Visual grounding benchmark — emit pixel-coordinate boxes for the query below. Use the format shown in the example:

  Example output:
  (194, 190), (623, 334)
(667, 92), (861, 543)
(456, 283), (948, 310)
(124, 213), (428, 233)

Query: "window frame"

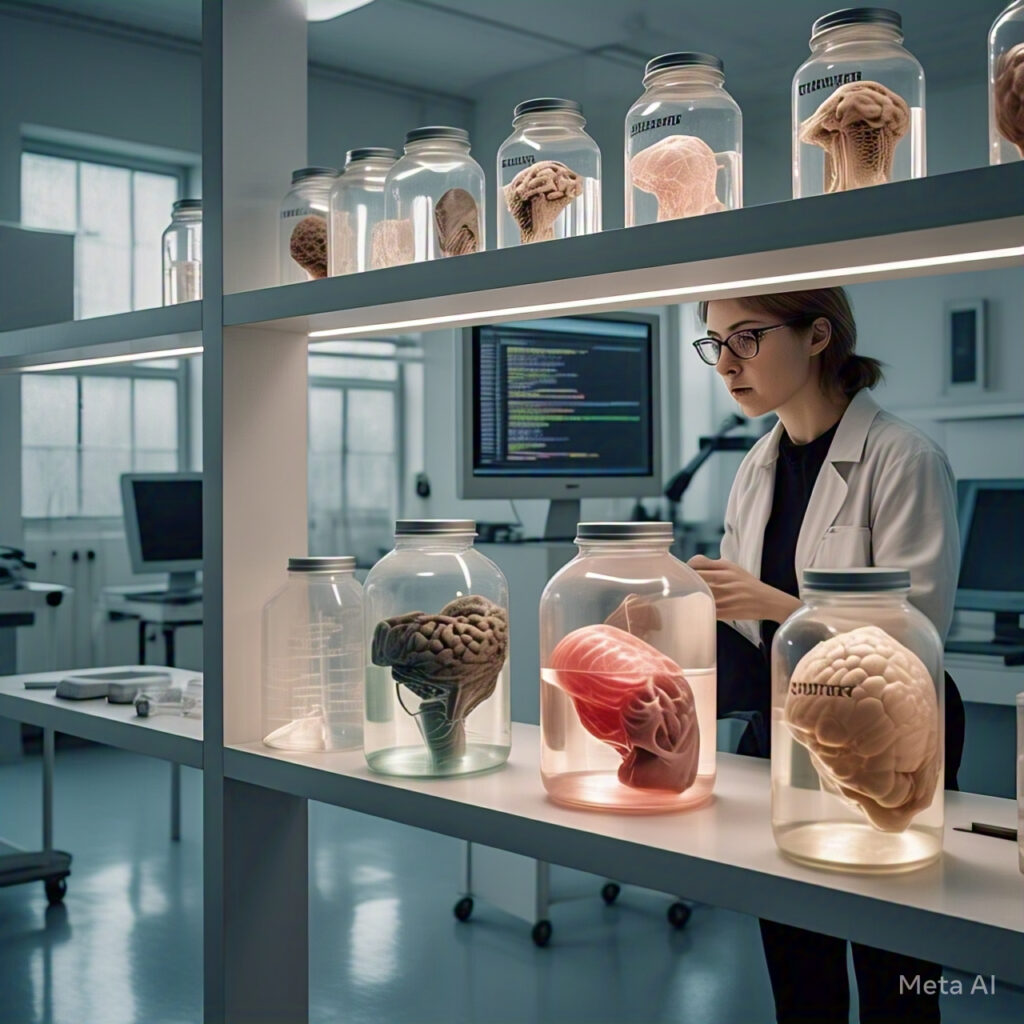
(20, 141), (189, 316)
(22, 359), (191, 522)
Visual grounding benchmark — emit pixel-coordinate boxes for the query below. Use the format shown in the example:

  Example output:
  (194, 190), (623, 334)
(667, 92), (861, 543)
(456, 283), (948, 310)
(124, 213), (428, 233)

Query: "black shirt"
(758, 421), (840, 654)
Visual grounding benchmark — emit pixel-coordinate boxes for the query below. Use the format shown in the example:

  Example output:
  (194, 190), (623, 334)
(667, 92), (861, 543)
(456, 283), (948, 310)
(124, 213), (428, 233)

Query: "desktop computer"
(947, 478), (1024, 664)
(120, 473), (203, 599)
(458, 313), (661, 539)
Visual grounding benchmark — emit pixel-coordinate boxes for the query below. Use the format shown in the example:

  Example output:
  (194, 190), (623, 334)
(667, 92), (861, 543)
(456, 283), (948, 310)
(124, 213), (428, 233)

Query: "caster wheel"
(531, 920), (553, 947)
(453, 896), (474, 922)
(600, 882), (621, 905)
(667, 901), (691, 930)
(45, 878), (67, 906)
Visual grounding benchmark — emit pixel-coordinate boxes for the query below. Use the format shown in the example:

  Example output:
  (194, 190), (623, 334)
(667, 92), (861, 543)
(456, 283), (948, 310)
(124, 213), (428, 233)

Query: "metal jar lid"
(645, 52), (724, 78)
(395, 519), (477, 536)
(346, 147), (398, 165)
(811, 8), (902, 40)
(287, 556), (356, 573)
(290, 166), (340, 183)
(172, 198), (202, 212)
(802, 567), (910, 592)
(404, 126), (470, 146)
(576, 522), (674, 542)
(513, 97), (583, 119)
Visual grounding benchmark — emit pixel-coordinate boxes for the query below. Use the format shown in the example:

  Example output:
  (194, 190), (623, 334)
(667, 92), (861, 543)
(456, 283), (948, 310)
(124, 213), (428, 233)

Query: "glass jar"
(261, 557), (364, 752)
(539, 522), (716, 812)
(328, 148), (397, 276)
(989, 1), (1024, 164)
(1017, 692), (1024, 873)
(381, 127), (486, 265)
(363, 520), (510, 777)
(496, 98), (601, 247)
(772, 568), (944, 873)
(279, 166), (338, 283)
(161, 199), (202, 305)
(793, 9), (925, 197)
(624, 53), (742, 227)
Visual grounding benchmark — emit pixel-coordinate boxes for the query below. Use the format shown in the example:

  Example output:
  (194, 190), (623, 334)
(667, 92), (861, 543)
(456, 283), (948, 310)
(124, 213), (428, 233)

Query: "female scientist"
(689, 286), (964, 1024)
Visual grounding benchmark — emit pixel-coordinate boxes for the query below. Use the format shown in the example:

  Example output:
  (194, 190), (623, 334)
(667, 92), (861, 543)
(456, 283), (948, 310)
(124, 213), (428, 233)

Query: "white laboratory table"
(226, 722), (1024, 985)
(0, 666), (203, 902)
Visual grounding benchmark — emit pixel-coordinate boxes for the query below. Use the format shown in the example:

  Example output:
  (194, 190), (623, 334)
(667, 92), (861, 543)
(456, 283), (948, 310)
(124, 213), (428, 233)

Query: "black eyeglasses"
(692, 318), (810, 366)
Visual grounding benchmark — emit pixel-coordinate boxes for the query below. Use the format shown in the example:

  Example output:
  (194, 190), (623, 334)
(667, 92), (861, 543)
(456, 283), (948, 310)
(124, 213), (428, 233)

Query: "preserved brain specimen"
(372, 595), (507, 765)
(289, 215), (329, 278)
(434, 188), (480, 256)
(504, 160), (584, 243)
(785, 625), (939, 832)
(629, 135), (725, 221)
(549, 624), (699, 792)
(995, 43), (1024, 157)
(370, 219), (414, 269)
(799, 80), (911, 192)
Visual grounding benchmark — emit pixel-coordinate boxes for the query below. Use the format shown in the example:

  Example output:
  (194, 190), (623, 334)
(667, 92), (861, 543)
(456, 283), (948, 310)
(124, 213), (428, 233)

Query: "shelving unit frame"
(0, 2), (1023, 1021)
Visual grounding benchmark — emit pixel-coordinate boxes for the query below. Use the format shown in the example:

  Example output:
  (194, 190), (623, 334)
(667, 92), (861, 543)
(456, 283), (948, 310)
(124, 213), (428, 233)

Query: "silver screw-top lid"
(404, 126), (470, 146)
(645, 52), (724, 77)
(513, 97), (583, 119)
(811, 8), (902, 40)
(802, 567), (910, 592)
(172, 198), (202, 212)
(395, 519), (477, 536)
(290, 166), (340, 183)
(576, 522), (674, 542)
(287, 556), (356, 572)
(346, 147), (398, 165)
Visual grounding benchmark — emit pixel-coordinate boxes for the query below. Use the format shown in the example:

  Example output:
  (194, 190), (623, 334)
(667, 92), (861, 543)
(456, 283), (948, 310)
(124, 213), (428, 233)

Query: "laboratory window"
(20, 147), (186, 318)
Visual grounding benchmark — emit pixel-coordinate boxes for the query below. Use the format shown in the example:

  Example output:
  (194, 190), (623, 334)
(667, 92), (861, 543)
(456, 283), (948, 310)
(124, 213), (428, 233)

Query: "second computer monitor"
(459, 314), (661, 538)
(121, 472), (203, 593)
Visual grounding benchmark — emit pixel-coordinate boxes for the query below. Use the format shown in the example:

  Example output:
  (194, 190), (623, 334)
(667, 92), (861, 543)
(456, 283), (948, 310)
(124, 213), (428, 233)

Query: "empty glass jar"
(328, 148), (397, 275)
(497, 98), (601, 247)
(279, 167), (338, 283)
(625, 53), (742, 227)
(363, 520), (510, 777)
(381, 127), (486, 266)
(539, 522), (716, 812)
(162, 199), (202, 305)
(793, 8), (926, 197)
(261, 557), (364, 752)
(989, 2), (1024, 164)
(772, 568), (944, 873)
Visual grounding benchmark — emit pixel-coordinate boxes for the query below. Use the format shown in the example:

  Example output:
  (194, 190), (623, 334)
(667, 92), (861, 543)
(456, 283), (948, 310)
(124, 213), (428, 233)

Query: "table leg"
(171, 763), (181, 843)
(163, 627), (176, 669)
(138, 620), (147, 664)
(43, 727), (55, 852)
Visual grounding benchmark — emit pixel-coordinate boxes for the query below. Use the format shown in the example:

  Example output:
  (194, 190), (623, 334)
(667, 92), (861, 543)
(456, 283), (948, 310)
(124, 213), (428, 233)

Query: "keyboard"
(128, 590), (203, 605)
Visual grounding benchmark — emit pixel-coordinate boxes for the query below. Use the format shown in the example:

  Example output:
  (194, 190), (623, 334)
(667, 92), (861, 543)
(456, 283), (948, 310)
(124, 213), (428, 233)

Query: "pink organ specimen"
(799, 80), (910, 192)
(290, 215), (329, 278)
(995, 42), (1024, 157)
(504, 160), (583, 243)
(434, 188), (480, 256)
(549, 624), (699, 792)
(785, 625), (940, 832)
(629, 135), (725, 221)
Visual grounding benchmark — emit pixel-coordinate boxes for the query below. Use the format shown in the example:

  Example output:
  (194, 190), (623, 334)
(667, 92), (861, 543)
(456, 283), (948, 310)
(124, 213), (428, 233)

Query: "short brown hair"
(698, 287), (883, 397)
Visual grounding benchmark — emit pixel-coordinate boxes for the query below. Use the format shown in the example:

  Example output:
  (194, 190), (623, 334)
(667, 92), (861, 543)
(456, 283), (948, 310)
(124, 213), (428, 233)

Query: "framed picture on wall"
(943, 299), (987, 395)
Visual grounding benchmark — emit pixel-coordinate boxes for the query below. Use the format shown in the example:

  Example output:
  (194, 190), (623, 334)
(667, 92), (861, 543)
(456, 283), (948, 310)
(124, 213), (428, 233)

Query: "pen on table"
(952, 822), (1019, 841)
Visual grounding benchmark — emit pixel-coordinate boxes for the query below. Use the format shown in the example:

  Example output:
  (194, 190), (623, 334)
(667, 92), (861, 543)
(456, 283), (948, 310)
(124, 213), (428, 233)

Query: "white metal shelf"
(0, 668), (203, 768)
(0, 301), (201, 372)
(225, 724), (1024, 985)
(223, 164), (1024, 338)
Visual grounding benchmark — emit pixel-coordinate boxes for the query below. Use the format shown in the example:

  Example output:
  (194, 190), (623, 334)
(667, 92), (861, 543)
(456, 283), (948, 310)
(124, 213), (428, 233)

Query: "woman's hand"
(688, 555), (802, 623)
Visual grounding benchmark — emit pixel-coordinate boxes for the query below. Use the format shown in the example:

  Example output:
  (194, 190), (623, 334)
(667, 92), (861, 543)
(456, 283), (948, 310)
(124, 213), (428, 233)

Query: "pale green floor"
(0, 743), (1022, 1024)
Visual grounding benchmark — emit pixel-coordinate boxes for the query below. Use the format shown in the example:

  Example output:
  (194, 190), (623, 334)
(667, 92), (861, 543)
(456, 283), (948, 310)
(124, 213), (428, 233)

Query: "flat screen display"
(471, 316), (654, 479)
(959, 486), (1024, 592)
(131, 478), (203, 563)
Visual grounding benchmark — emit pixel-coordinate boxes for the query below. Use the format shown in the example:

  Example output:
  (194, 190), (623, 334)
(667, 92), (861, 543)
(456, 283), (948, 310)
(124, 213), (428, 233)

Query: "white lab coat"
(719, 388), (960, 645)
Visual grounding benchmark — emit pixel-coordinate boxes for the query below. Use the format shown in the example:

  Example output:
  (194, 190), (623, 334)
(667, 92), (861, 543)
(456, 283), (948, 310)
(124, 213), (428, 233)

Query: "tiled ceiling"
(3, 0), (1005, 98)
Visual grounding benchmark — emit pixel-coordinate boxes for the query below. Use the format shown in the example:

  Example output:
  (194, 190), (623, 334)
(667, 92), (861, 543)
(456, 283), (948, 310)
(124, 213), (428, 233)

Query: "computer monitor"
(120, 472), (203, 593)
(459, 313), (661, 539)
(955, 478), (1024, 643)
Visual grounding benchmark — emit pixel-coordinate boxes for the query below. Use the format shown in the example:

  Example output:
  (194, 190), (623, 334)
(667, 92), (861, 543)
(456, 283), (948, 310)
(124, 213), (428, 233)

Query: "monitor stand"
(167, 570), (199, 595)
(544, 500), (580, 542)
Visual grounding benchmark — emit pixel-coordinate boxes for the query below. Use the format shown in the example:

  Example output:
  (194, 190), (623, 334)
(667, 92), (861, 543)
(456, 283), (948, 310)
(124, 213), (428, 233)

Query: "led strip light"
(19, 346), (203, 373)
